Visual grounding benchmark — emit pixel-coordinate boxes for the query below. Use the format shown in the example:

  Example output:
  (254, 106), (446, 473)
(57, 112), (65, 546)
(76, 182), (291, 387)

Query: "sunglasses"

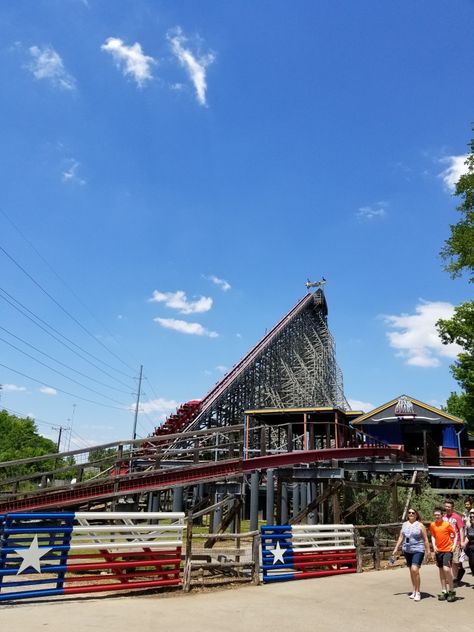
(407, 511), (416, 515)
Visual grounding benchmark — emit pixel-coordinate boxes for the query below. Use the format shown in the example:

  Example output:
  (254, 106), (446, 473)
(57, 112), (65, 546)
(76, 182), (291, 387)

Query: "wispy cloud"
(215, 365), (228, 373)
(347, 399), (374, 413)
(138, 397), (179, 416)
(168, 27), (215, 106)
(438, 154), (469, 192)
(357, 202), (388, 221)
(1, 384), (27, 392)
(204, 275), (231, 292)
(39, 386), (58, 395)
(383, 300), (461, 367)
(62, 159), (86, 185)
(149, 290), (212, 314)
(101, 37), (155, 87)
(154, 317), (218, 338)
(27, 45), (76, 91)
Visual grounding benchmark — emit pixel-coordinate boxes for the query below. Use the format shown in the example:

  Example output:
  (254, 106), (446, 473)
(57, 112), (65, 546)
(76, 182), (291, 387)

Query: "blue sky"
(0, 0), (473, 449)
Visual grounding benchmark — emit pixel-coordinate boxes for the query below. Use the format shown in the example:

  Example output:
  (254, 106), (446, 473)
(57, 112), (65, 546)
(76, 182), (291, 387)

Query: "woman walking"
(462, 507), (474, 575)
(391, 508), (430, 602)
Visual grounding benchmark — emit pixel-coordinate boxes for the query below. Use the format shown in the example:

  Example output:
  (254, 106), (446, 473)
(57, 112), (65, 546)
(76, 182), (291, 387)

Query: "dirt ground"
(1, 564), (473, 632)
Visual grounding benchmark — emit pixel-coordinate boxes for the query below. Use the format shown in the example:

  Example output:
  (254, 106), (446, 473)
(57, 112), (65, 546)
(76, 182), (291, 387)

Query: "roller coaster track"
(0, 446), (400, 513)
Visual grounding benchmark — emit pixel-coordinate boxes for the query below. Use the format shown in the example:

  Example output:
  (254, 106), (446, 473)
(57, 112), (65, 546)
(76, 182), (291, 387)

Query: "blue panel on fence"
(0, 512), (75, 601)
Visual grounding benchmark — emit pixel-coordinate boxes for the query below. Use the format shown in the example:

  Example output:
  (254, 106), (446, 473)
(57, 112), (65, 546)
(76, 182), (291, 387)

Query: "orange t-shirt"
(430, 521), (455, 552)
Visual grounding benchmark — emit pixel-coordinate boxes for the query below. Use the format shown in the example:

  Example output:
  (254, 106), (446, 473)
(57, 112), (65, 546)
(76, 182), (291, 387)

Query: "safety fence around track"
(261, 524), (357, 583)
(0, 512), (371, 602)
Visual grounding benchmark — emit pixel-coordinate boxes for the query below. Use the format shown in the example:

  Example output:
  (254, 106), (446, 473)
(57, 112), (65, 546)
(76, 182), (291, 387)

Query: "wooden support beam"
(289, 481), (343, 525)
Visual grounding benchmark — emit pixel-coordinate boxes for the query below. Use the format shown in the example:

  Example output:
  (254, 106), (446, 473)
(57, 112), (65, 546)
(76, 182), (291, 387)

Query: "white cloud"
(383, 300), (462, 367)
(62, 159), (86, 185)
(27, 45), (76, 90)
(439, 154), (469, 192)
(101, 37), (155, 87)
(168, 27), (215, 106)
(347, 399), (374, 413)
(39, 386), (58, 395)
(204, 275), (231, 292)
(215, 365), (228, 373)
(154, 317), (218, 338)
(149, 290), (212, 314)
(357, 202), (387, 220)
(1, 384), (27, 392)
(138, 397), (179, 416)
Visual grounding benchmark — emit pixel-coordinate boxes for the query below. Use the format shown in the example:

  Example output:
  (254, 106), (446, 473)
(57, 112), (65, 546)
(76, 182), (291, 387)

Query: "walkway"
(1, 565), (473, 632)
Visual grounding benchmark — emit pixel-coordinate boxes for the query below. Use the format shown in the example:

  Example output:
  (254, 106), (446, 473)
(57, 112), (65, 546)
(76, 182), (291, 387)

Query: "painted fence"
(261, 524), (357, 583)
(0, 511), (184, 601)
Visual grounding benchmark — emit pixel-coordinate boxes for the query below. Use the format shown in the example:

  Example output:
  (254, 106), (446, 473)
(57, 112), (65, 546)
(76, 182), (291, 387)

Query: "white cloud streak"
(138, 397), (179, 415)
(1, 384), (27, 392)
(149, 290), (212, 314)
(204, 275), (231, 292)
(39, 386), (58, 395)
(383, 300), (462, 367)
(154, 317), (218, 338)
(168, 28), (215, 106)
(357, 202), (387, 220)
(439, 155), (469, 192)
(347, 399), (374, 413)
(28, 45), (76, 90)
(101, 37), (155, 87)
(62, 159), (86, 185)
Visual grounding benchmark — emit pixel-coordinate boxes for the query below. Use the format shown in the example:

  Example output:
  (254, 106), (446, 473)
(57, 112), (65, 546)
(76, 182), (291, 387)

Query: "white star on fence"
(271, 541), (287, 565)
(14, 535), (52, 574)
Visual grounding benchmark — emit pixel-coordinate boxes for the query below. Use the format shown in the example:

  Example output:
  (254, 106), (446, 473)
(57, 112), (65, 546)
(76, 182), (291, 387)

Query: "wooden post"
(309, 421), (315, 450)
(374, 526), (381, 570)
(252, 533), (260, 585)
(303, 413), (308, 450)
(325, 423), (331, 449)
(354, 528), (363, 573)
(334, 410), (339, 449)
(183, 513), (193, 592)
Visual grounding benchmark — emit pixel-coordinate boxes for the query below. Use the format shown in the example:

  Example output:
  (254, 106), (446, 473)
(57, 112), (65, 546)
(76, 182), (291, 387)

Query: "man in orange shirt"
(430, 506), (458, 602)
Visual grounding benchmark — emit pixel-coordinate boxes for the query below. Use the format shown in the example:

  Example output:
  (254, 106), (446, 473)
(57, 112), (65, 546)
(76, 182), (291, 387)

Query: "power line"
(0, 361), (128, 410)
(0, 206), (140, 369)
(0, 286), (133, 389)
(0, 324), (129, 394)
(0, 242), (136, 373)
(0, 335), (130, 406)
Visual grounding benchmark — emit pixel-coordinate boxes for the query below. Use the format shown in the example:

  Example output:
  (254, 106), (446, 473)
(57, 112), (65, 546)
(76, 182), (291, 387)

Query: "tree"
(438, 126), (474, 430)
(0, 409), (58, 481)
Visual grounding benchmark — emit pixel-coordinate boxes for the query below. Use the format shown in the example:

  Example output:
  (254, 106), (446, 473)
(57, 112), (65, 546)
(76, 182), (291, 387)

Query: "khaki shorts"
(452, 546), (460, 564)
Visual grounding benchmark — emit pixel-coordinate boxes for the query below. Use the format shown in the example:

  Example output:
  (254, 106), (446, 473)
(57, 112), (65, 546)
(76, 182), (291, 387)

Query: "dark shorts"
(404, 551), (424, 567)
(435, 551), (453, 568)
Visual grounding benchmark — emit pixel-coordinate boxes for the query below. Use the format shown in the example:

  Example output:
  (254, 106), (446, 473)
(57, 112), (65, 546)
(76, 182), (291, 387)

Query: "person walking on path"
(391, 508), (430, 602)
(444, 499), (465, 583)
(430, 506), (458, 602)
(462, 507), (474, 576)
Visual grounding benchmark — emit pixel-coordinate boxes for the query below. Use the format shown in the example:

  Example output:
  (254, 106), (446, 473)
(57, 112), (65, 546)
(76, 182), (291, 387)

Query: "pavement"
(1, 565), (474, 632)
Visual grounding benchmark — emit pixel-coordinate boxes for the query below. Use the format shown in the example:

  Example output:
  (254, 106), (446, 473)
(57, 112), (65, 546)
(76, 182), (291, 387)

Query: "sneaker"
(409, 592), (416, 599)
(414, 593), (421, 602)
(438, 592), (447, 601)
(446, 590), (456, 603)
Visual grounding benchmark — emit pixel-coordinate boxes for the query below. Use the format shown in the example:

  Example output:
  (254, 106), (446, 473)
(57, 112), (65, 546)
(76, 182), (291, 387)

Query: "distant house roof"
(351, 395), (464, 426)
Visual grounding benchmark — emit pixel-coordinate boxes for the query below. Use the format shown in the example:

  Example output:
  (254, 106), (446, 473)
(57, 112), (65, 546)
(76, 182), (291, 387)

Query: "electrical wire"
(0, 324), (129, 394)
(0, 286), (134, 390)
(0, 335), (131, 406)
(0, 206), (140, 370)
(0, 361), (128, 410)
(0, 242), (135, 374)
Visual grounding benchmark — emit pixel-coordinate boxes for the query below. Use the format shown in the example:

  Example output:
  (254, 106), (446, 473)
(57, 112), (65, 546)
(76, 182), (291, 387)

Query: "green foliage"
(441, 132), (474, 281)
(88, 446), (117, 471)
(438, 126), (474, 430)
(0, 409), (58, 480)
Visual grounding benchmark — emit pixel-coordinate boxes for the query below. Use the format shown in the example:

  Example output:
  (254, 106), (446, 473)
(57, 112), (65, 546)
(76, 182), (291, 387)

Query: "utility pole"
(56, 425), (64, 452)
(132, 365), (143, 441)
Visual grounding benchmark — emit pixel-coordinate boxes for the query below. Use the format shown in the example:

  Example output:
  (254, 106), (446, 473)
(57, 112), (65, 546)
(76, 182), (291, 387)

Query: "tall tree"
(438, 127), (474, 430)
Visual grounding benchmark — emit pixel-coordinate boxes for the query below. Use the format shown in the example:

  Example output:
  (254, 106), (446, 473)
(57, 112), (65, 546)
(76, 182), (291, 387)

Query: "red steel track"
(0, 446), (400, 513)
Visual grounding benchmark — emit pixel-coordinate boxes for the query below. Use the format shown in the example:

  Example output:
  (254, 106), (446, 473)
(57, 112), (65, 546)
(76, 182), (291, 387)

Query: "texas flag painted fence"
(261, 524), (357, 583)
(0, 512), (184, 601)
